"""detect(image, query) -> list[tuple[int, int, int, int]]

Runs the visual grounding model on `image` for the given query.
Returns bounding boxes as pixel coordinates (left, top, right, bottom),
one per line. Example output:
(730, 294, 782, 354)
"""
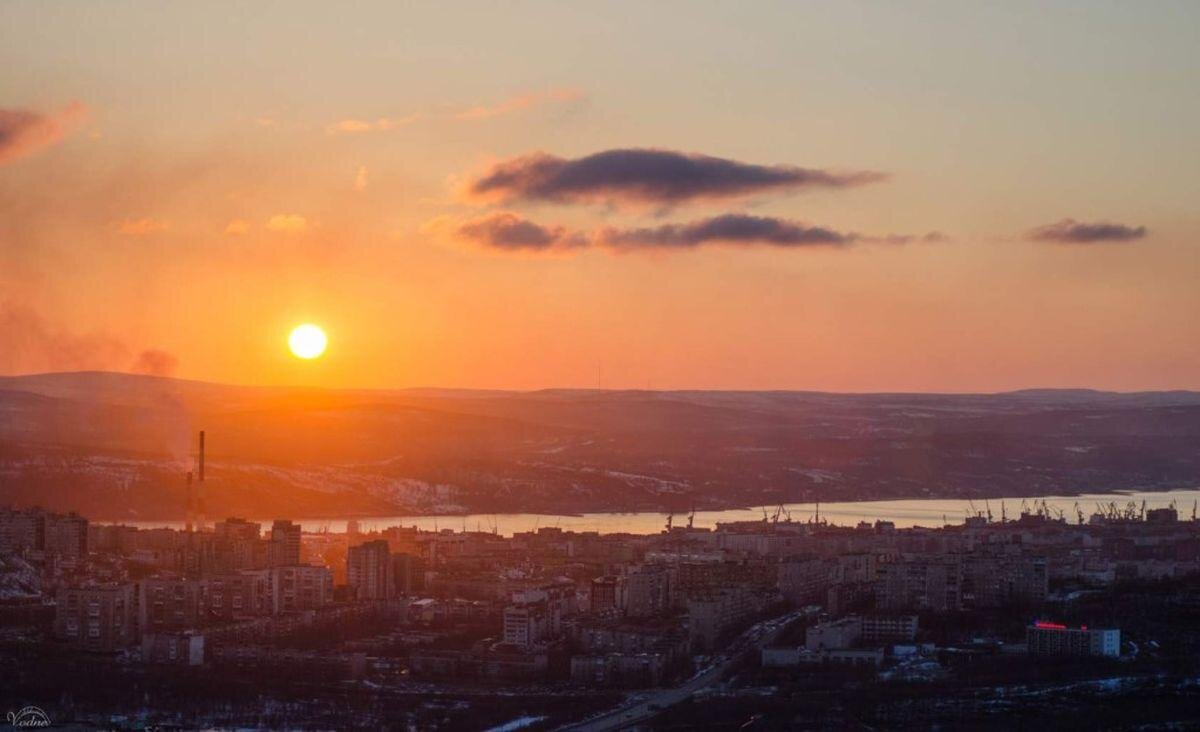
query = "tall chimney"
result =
(198, 430, 205, 482)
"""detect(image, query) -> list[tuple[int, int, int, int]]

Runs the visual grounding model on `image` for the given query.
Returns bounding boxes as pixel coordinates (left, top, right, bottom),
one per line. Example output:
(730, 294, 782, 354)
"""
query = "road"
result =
(560, 609, 804, 731)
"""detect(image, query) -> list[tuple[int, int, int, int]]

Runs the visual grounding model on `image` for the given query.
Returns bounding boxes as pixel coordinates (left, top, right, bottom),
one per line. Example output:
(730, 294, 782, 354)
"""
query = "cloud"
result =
(326, 114, 420, 135)
(354, 165, 369, 192)
(435, 211, 929, 255)
(449, 211, 587, 252)
(130, 348, 179, 377)
(454, 88, 584, 121)
(0, 302, 180, 377)
(328, 89, 581, 135)
(464, 148, 887, 206)
(113, 218, 169, 236)
(858, 230, 949, 245)
(266, 214, 310, 233)
(224, 219, 249, 236)
(597, 214, 853, 250)
(0, 102, 88, 165)
(1025, 218, 1147, 244)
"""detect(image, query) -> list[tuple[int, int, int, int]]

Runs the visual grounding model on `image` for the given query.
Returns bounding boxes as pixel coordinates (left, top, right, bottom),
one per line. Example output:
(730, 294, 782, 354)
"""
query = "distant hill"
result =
(1, 371, 1198, 520)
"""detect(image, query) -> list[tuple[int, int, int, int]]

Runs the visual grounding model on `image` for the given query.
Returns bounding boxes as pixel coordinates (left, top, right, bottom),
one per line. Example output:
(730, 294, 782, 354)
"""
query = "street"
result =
(560, 609, 804, 731)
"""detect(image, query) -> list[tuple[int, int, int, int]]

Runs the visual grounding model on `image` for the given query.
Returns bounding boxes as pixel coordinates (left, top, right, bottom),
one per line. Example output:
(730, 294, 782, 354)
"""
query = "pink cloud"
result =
(0, 102, 89, 165)
(113, 218, 169, 236)
(326, 114, 420, 135)
(266, 214, 310, 233)
(454, 88, 584, 121)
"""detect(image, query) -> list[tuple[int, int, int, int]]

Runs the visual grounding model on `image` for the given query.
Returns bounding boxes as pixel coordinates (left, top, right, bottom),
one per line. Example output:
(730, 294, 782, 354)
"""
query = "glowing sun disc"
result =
(288, 324, 327, 359)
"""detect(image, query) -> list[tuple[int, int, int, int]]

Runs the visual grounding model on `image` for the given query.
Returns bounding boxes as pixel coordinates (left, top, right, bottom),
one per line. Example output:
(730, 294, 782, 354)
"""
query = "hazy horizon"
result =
(5, 368, 1200, 397)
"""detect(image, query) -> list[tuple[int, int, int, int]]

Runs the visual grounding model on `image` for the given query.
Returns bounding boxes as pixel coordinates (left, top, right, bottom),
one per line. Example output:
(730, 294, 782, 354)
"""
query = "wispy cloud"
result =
(266, 214, 310, 233)
(328, 88, 582, 134)
(224, 219, 250, 236)
(354, 165, 369, 192)
(0, 102, 88, 165)
(464, 148, 887, 207)
(454, 88, 584, 121)
(113, 218, 169, 236)
(1025, 218, 1147, 244)
(326, 114, 421, 135)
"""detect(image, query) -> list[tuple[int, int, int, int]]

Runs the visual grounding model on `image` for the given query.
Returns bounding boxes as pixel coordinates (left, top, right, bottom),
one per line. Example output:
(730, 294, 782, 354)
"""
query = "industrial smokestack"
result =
(185, 470, 194, 532)
(198, 430, 205, 482)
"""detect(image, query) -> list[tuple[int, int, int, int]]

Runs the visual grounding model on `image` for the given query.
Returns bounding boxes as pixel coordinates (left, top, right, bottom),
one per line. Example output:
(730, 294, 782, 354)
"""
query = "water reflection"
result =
(118, 488, 1200, 535)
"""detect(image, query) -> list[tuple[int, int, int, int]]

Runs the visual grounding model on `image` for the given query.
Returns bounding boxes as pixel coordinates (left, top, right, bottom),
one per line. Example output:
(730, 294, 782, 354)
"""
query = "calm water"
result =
(118, 488, 1200, 536)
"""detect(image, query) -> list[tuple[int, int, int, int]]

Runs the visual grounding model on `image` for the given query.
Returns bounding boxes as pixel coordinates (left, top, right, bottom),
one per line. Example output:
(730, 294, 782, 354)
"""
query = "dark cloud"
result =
(455, 211, 586, 251)
(0, 301, 177, 376)
(0, 301, 129, 373)
(0, 102, 87, 165)
(130, 349, 179, 377)
(444, 211, 936, 255)
(598, 214, 853, 250)
(466, 148, 887, 206)
(860, 230, 949, 245)
(1025, 219, 1147, 244)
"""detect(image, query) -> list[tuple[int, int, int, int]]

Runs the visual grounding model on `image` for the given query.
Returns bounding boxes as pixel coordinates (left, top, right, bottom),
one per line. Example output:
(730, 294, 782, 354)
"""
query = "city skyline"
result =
(3, 2, 1199, 392)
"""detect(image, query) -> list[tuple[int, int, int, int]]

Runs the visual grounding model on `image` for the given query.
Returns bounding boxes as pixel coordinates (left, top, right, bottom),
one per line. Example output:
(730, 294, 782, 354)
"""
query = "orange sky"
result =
(1, 2, 1198, 392)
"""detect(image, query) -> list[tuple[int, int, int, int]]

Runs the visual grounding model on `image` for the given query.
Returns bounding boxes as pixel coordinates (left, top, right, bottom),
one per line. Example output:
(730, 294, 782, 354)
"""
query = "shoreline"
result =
(86, 484, 1200, 527)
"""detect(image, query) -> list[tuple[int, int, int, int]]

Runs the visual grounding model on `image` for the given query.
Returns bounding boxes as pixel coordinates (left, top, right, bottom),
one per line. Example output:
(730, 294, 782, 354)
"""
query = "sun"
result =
(288, 323, 327, 360)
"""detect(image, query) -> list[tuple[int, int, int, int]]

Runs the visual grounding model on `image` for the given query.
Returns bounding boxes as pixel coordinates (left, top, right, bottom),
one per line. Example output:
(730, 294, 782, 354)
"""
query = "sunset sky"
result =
(2, 1, 1198, 392)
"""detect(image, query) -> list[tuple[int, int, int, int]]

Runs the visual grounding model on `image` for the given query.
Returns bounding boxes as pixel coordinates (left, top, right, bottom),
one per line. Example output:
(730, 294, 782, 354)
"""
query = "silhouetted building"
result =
(590, 576, 619, 612)
(861, 615, 918, 643)
(55, 583, 135, 652)
(503, 601, 550, 649)
(265, 564, 333, 614)
(622, 565, 670, 617)
(1027, 622, 1120, 658)
(143, 631, 205, 665)
(347, 540, 391, 600)
(391, 552, 424, 595)
(140, 577, 204, 632)
(876, 556, 962, 611)
(202, 572, 270, 619)
(268, 520, 301, 567)
(963, 553, 1047, 607)
(0, 508, 87, 559)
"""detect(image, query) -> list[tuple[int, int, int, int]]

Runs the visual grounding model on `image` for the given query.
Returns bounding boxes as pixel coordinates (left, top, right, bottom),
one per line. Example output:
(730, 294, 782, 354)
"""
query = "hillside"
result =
(1, 372, 1198, 519)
